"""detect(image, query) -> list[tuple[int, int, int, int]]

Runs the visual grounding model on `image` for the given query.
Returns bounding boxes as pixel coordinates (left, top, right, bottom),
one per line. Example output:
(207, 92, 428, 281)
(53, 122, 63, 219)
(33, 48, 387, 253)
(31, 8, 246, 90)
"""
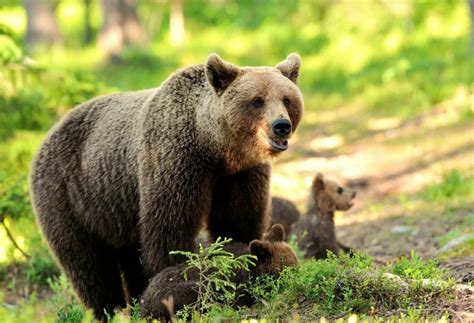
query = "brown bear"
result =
(270, 196, 300, 237)
(140, 224, 298, 320)
(29, 54, 304, 320)
(294, 173, 356, 259)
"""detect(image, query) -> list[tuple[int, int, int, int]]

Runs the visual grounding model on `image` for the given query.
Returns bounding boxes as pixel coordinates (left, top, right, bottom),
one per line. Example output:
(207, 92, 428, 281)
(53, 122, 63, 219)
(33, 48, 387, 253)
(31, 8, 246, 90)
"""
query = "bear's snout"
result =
(271, 119, 292, 137)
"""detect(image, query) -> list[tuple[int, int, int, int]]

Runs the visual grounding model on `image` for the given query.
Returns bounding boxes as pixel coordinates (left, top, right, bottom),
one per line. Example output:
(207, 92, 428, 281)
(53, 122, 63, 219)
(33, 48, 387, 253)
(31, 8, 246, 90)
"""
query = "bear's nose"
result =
(272, 119, 292, 137)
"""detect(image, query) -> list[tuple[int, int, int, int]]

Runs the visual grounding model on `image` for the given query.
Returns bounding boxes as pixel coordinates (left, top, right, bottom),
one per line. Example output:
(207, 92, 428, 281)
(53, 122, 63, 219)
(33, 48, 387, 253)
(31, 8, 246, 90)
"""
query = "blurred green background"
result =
(0, 0, 473, 321)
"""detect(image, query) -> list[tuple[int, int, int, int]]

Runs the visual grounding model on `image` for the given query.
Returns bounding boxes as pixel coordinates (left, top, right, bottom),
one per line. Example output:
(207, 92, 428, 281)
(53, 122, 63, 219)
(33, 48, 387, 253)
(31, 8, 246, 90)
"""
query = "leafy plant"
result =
(170, 237, 256, 318)
(48, 275, 85, 322)
(391, 250, 446, 281)
(420, 169, 473, 201)
(0, 172, 31, 259)
(0, 32, 103, 140)
(246, 252, 453, 320)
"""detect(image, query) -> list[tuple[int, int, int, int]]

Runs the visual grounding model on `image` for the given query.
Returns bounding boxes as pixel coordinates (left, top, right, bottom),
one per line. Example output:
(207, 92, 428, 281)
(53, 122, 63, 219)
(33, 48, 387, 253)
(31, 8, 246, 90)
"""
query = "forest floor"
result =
(270, 91, 474, 320)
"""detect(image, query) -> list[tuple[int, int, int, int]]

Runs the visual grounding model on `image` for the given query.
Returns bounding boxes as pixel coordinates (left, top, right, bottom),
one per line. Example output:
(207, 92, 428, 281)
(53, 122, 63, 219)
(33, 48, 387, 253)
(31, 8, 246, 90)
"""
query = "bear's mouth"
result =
(336, 201, 354, 211)
(339, 202, 354, 211)
(269, 139, 288, 152)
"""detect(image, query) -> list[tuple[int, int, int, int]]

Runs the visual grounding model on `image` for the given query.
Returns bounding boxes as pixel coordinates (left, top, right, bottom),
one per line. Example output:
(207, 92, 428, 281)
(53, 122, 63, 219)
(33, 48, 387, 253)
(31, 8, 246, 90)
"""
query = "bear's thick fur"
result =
(29, 54, 304, 319)
(294, 173, 356, 259)
(140, 224, 298, 320)
(270, 196, 300, 237)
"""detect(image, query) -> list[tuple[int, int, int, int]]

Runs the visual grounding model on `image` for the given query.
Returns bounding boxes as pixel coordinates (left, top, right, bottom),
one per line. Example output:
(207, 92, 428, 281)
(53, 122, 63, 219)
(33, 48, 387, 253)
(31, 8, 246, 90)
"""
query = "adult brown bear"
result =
(29, 54, 304, 319)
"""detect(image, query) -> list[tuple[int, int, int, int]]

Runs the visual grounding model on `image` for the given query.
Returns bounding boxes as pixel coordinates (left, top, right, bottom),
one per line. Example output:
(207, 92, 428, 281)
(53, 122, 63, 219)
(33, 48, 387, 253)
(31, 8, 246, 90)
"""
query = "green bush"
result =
(420, 169, 473, 201)
(48, 275, 85, 322)
(391, 250, 445, 281)
(245, 252, 453, 320)
(170, 238, 256, 319)
(0, 32, 103, 140)
(0, 171, 30, 222)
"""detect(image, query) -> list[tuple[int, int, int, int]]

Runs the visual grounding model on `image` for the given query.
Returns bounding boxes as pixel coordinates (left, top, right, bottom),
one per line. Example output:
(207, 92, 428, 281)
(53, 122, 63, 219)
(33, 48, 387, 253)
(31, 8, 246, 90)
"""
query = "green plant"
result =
(26, 250, 59, 285)
(420, 169, 473, 201)
(0, 32, 103, 140)
(0, 172, 31, 259)
(47, 275, 85, 322)
(128, 298, 143, 323)
(170, 238, 256, 318)
(391, 250, 446, 281)
(246, 252, 453, 320)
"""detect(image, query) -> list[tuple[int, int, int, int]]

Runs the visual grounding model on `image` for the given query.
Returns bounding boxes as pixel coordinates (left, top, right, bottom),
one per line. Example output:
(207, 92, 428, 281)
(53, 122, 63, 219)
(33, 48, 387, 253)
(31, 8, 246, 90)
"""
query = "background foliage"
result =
(0, 0, 472, 321)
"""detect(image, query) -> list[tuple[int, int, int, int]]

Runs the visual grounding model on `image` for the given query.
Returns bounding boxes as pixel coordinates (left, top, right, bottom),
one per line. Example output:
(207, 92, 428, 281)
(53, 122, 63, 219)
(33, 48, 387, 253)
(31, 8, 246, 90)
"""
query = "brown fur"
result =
(140, 224, 298, 320)
(294, 173, 356, 259)
(270, 197, 300, 237)
(29, 54, 304, 320)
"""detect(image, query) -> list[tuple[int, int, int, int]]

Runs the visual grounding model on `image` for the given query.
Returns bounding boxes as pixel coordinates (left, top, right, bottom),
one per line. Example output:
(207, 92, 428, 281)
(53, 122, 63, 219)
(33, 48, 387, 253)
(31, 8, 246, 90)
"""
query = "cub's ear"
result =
(266, 224, 286, 242)
(313, 172, 325, 191)
(205, 54, 240, 96)
(249, 240, 272, 260)
(276, 53, 301, 84)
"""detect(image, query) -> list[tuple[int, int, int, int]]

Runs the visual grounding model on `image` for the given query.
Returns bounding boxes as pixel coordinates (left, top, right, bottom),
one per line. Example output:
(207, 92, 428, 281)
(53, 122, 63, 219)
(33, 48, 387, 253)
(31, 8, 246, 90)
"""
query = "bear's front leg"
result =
(138, 163, 213, 276)
(208, 163, 271, 243)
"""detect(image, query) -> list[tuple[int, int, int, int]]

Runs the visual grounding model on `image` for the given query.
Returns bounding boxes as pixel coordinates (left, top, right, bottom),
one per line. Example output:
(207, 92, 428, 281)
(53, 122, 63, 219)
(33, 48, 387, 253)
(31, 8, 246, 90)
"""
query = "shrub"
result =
(170, 238, 256, 319)
(420, 169, 473, 201)
(246, 252, 453, 320)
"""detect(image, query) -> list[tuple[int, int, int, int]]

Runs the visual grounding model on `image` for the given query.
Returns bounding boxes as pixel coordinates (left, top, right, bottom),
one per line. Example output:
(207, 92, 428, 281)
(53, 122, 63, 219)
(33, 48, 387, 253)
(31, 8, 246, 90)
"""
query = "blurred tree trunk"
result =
(469, 0, 474, 50)
(83, 0, 93, 44)
(169, 0, 185, 46)
(98, 0, 146, 62)
(24, 0, 62, 49)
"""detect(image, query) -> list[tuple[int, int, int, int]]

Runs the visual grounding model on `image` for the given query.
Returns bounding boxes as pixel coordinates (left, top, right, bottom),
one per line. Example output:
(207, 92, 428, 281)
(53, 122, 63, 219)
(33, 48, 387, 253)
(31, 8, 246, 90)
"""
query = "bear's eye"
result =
(337, 187, 343, 194)
(283, 96, 290, 107)
(252, 97, 265, 108)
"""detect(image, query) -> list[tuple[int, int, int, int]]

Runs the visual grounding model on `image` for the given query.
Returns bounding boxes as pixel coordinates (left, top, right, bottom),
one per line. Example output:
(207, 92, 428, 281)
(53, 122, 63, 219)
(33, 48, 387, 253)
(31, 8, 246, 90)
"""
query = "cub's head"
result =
(250, 224, 299, 275)
(205, 54, 304, 169)
(312, 173, 356, 212)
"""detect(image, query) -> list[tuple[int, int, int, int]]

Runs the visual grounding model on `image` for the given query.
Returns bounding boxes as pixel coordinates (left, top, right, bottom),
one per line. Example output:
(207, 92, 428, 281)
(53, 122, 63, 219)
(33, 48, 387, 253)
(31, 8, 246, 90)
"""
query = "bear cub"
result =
(270, 196, 300, 237)
(140, 224, 298, 320)
(294, 173, 356, 259)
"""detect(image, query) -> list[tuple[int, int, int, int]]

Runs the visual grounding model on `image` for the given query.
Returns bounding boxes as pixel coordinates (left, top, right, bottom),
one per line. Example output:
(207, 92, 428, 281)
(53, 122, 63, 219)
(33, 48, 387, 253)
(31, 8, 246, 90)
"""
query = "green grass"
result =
(391, 250, 445, 281)
(420, 169, 474, 202)
(240, 252, 454, 321)
(0, 245, 458, 322)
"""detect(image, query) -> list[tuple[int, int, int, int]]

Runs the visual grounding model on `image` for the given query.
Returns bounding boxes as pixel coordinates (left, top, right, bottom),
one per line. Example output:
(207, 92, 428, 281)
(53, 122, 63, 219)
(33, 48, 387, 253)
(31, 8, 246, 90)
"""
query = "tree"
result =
(98, 0, 146, 61)
(24, 0, 63, 49)
(169, 0, 185, 46)
(469, 0, 474, 50)
(83, 0, 93, 44)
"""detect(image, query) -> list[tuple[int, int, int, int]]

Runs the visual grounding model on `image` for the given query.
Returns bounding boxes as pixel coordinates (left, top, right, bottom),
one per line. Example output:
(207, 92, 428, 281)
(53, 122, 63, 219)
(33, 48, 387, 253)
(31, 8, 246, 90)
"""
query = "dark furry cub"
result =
(270, 196, 300, 237)
(140, 224, 298, 320)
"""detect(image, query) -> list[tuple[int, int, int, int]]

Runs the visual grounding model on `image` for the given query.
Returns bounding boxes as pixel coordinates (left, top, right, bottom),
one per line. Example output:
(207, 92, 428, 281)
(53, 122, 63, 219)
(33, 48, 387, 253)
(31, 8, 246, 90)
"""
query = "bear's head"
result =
(312, 173, 356, 213)
(250, 224, 299, 275)
(205, 54, 304, 170)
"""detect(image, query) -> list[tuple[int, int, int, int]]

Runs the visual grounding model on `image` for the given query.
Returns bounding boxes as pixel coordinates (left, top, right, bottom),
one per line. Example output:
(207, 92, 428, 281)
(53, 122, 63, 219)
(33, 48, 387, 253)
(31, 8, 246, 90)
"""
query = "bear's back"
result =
(31, 64, 211, 247)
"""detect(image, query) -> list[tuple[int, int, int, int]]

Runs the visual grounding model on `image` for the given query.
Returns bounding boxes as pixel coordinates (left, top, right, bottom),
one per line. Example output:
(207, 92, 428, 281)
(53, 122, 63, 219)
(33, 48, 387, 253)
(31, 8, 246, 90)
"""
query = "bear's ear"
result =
(313, 172, 325, 191)
(276, 53, 301, 84)
(266, 224, 286, 242)
(205, 54, 240, 96)
(249, 240, 272, 260)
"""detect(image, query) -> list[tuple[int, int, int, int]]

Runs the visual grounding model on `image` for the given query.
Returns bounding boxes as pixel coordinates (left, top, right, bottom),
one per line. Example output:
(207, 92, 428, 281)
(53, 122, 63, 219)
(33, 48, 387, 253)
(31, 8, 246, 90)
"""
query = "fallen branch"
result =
(0, 217, 30, 259)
